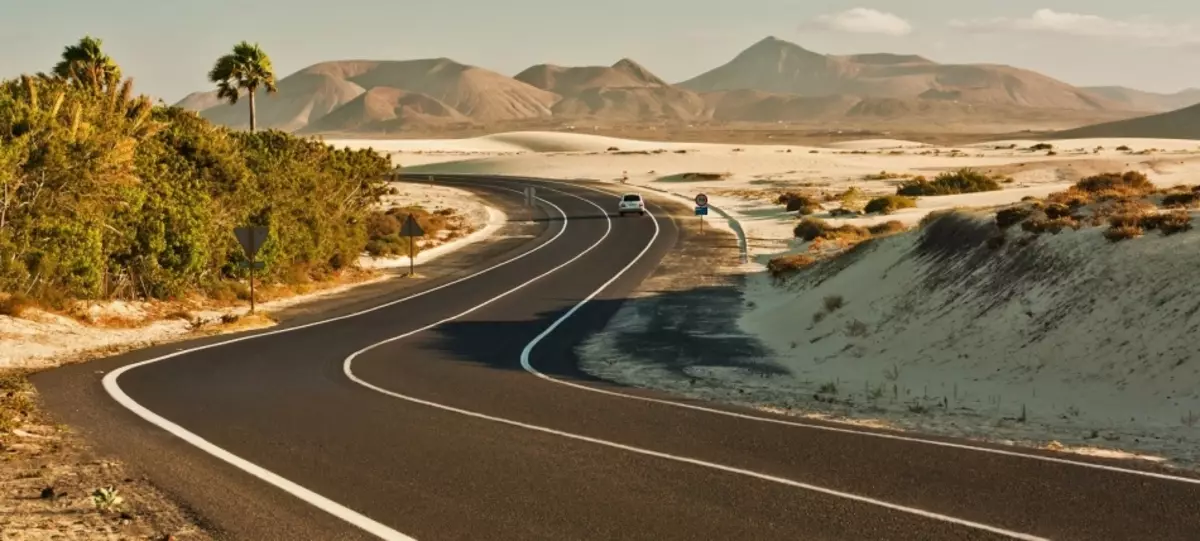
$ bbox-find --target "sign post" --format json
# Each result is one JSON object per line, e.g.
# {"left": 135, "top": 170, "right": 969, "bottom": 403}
{"left": 399, "top": 214, "right": 425, "bottom": 277}
{"left": 233, "top": 226, "right": 269, "bottom": 313}
{"left": 524, "top": 186, "right": 537, "bottom": 223}
{"left": 694, "top": 193, "right": 709, "bottom": 234}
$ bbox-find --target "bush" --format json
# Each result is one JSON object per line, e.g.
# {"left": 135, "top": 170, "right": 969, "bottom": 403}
{"left": 1030, "top": 143, "right": 1053, "bottom": 151}
{"left": 1162, "top": 192, "right": 1199, "bottom": 208}
{"left": 777, "top": 192, "right": 821, "bottom": 214}
{"left": 1044, "top": 203, "right": 1073, "bottom": 219}
{"left": 0, "top": 70, "right": 390, "bottom": 304}
{"left": 1074, "top": 171, "right": 1154, "bottom": 196}
{"left": 838, "top": 187, "right": 866, "bottom": 211}
{"left": 1139, "top": 211, "right": 1193, "bottom": 235}
{"left": 823, "top": 295, "right": 844, "bottom": 312}
{"left": 794, "top": 218, "right": 829, "bottom": 241}
{"left": 1022, "top": 216, "right": 1080, "bottom": 235}
{"left": 767, "top": 253, "right": 816, "bottom": 281}
{"left": 0, "top": 294, "right": 34, "bottom": 317}
{"left": 867, "top": 221, "right": 906, "bottom": 236}
{"left": 896, "top": 169, "right": 1002, "bottom": 196}
{"left": 864, "top": 195, "right": 917, "bottom": 215}
{"left": 995, "top": 206, "right": 1033, "bottom": 229}
{"left": 1104, "top": 225, "right": 1143, "bottom": 242}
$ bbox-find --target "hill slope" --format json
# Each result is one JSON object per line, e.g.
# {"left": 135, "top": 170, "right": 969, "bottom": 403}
{"left": 679, "top": 36, "right": 1125, "bottom": 112}
{"left": 1080, "top": 86, "right": 1200, "bottom": 113}
{"left": 299, "top": 87, "right": 470, "bottom": 134}
{"left": 1051, "top": 103, "right": 1200, "bottom": 140}
{"left": 515, "top": 58, "right": 707, "bottom": 121}
{"left": 177, "top": 58, "right": 557, "bottom": 131}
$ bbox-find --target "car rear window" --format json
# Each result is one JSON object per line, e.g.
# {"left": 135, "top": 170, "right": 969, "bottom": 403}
{"left": 622, "top": 194, "right": 641, "bottom": 202}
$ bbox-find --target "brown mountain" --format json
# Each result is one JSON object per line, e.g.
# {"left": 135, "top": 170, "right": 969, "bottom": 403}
{"left": 678, "top": 36, "right": 1126, "bottom": 112}
{"left": 299, "top": 87, "right": 469, "bottom": 134}
{"left": 1080, "top": 86, "right": 1200, "bottom": 113}
{"left": 1051, "top": 103, "right": 1200, "bottom": 140}
{"left": 177, "top": 58, "right": 556, "bottom": 131}
{"left": 514, "top": 58, "right": 706, "bottom": 121}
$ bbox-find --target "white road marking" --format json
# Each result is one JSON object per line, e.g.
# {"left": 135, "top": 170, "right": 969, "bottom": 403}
{"left": 344, "top": 184, "right": 1049, "bottom": 541}
{"left": 519, "top": 178, "right": 1200, "bottom": 487}
{"left": 102, "top": 181, "right": 578, "bottom": 541}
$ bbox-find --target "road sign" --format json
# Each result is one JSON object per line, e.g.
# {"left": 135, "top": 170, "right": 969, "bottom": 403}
{"left": 695, "top": 193, "right": 709, "bottom": 207}
{"left": 233, "top": 225, "right": 268, "bottom": 314}
{"left": 399, "top": 214, "right": 425, "bottom": 237}
{"left": 694, "top": 206, "right": 709, "bottom": 216}
{"left": 233, "top": 226, "right": 269, "bottom": 258}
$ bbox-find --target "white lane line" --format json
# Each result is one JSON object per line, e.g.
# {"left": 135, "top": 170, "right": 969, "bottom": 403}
{"left": 344, "top": 186, "right": 1047, "bottom": 541}
{"left": 518, "top": 177, "right": 1200, "bottom": 487}
{"left": 101, "top": 181, "right": 581, "bottom": 541}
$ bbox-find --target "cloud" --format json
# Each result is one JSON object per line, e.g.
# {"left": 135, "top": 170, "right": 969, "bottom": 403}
{"left": 949, "top": 9, "right": 1199, "bottom": 46}
{"left": 805, "top": 8, "right": 913, "bottom": 37}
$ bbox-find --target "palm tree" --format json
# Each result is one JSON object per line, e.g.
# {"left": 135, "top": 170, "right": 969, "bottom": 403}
{"left": 208, "top": 42, "right": 277, "bottom": 131}
{"left": 53, "top": 36, "right": 121, "bottom": 91}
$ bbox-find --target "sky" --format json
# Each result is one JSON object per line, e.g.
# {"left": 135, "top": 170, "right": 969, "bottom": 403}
{"left": 2, "top": 1, "right": 1198, "bottom": 103}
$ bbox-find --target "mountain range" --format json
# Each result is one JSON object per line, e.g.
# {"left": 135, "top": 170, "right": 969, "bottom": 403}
{"left": 176, "top": 36, "right": 1200, "bottom": 136}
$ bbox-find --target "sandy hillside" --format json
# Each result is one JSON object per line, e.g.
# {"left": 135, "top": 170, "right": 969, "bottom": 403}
{"left": 184, "top": 59, "right": 557, "bottom": 132}
{"left": 1053, "top": 102, "right": 1200, "bottom": 140}
{"left": 332, "top": 130, "right": 1200, "bottom": 467}
{"left": 302, "top": 87, "right": 470, "bottom": 134}
{"left": 1082, "top": 86, "right": 1200, "bottom": 113}
{"left": 677, "top": 36, "right": 1130, "bottom": 112}
{"left": 513, "top": 58, "right": 708, "bottom": 121}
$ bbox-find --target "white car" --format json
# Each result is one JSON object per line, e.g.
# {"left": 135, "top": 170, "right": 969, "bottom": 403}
{"left": 617, "top": 193, "right": 646, "bottom": 216}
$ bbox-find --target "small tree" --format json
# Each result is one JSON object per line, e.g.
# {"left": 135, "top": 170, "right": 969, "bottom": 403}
{"left": 208, "top": 42, "right": 277, "bottom": 131}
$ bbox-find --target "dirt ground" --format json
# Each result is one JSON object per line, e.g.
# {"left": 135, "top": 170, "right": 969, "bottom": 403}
{"left": 1, "top": 371, "right": 212, "bottom": 540}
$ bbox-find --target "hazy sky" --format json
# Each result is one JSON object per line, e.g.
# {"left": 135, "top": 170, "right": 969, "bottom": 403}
{"left": 2, "top": 1, "right": 1197, "bottom": 102}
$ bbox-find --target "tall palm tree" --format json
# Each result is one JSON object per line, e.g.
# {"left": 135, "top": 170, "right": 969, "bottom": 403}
{"left": 52, "top": 36, "right": 121, "bottom": 91}
{"left": 208, "top": 42, "right": 277, "bottom": 131}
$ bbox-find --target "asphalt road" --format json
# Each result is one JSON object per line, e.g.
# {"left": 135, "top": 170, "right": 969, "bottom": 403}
{"left": 32, "top": 176, "right": 1200, "bottom": 541}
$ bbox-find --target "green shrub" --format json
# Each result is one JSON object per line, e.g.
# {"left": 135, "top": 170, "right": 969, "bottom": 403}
{"left": 896, "top": 169, "right": 1002, "bottom": 196}
{"left": 1073, "top": 171, "right": 1154, "bottom": 196}
{"left": 0, "top": 61, "right": 390, "bottom": 304}
{"left": 864, "top": 195, "right": 916, "bottom": 215}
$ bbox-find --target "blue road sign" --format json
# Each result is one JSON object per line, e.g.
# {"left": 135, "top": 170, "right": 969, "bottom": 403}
{"left": 694, "top": 206, "right": 709, "bottom": 216}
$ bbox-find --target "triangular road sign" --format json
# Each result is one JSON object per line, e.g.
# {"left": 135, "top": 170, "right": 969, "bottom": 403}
{"left": 233, "top": 226, "right": 269, "bottom": 258}
{"left": 399, "top": 214, "right": 425, "bottom": 237}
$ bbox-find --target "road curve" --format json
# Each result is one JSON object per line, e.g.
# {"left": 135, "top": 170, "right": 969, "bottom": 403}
{"left": 31, "top": 176, "right": 1200, "bottom": 541}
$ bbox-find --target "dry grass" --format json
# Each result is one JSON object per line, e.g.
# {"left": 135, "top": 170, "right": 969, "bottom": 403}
{"left": 868, "top": 221, "right": 907, "bottom": 236}
{"left": 864, "top": 195, "right": 917, "bottom": 215}
{"left": 1022, "top": 216, "right": 1082, "bottom": 235}
{"left": 0, "top": 293, "right": 35, "bottom": 317}
{"left": 1050, "top": 171, "right": 1156, "bottom": 207}
{"left": 1104, "top": 224, "right": 1144, "bottom": 242}
{"left": 776, "top": 192, "right": 822, "bottom": 214}
{"left": 863, "top": 170, "right": 913, "bottom": 181}
{"left": 767, "top": 253, "right": 817, "bottom": 282}
{"left": 995, "top": 206, "right": 1034, "bottom": 229}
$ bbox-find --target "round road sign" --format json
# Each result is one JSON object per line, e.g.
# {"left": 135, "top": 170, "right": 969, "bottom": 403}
{"left": 695, "top": 193, "right": 709, "bottom": 207}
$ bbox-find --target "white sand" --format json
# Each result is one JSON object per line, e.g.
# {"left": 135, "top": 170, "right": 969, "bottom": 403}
{"left": 329, "top": 130, "right": 1200, "bottom": 468}
{"left": 1, "top": 182, "right": 500, "bottom": 372}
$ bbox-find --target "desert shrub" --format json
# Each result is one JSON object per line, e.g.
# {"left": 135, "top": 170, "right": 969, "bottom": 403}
{"left": 1030, "top": 143, "right": 1053, "bottom": 151}
{"left": 1022, "top": 216, "right": 1080, "bottom": 235}
{"left": 1074, "top": 171, "right": 1154, "bottom": 196}
{"left": 838, "top": 187, "right": 866, "bottom": 211}
{"left": 1104, "top": 225, "right": 1143, "bottom": 242}
{"left": 823, "top": 224, "right": 871, "bottom": 242}
{"left": 864, "top": 195, "right": 917, "bottom": 215}
{"left": 823, "top": 295, "right": 844, "bottom": 312}
{"left": 829, "top": 207, "right": 859, "bottom": 217}
{"left": 1108, "top": 213, "right": 1144, "bottom": 229}
{"left": 986, "top": 235, "right": 1006, "bottom": 250}
{"left": 896, "top": 169, "right": 1002, "bottom": 196}
{"left": 867, "top": 221, "right": 906, "bottom": 236}
{"left": 793, "top": 218, "right": 829, "bottom": 241}
{"left": 767, "top": 253, "right": 816, "bottom": 281}
{"left": 1139, "top": 211, "right": 1193, "bottom": 235}
{"left": 366, "top": 212, "right": 401, "bottom": 238}
{"left": 1116, "top": 145, "right": 1132, "bottom": 151}
{"left": 778, "top": 193, "right": 821, "bottom": 214}
{"left": 1043, "top": 203, "right": 1073, "bottom": 219}
{"left": 1162, "top": 192, "right": 1199, "bottom": 208}
{"left": 0, "top": 293, "right": 34, "bottom": 317}
{"left": 995, "top": 206, "right": 1033, "bottom": 229}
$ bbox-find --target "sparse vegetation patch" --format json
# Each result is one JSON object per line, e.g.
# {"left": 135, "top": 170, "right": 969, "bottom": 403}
{"left": 864, "top": 195, "right": 917, "bottom": 215}
{"left": 896, "top": 169, "right": 1004, "bottom": 196}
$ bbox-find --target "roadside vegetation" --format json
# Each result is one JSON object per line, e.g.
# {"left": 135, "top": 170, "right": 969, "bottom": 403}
{"left": 0, "top": 36, "right": 391, "bottom": 311}
{"left": 896, "top": 168, "right": 1007, "bottom": 196}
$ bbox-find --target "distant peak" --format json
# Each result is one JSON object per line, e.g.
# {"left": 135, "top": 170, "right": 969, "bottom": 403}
{"left": 742, "top": 35, "right": 817, "bottom": 56}
{"left": 611, "top": 58, "right": 666, "bottom": 85}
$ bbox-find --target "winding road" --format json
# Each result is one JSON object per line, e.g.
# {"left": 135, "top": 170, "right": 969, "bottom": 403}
{"left": 32, "top": 176, "right": 1200, "bottom": 541}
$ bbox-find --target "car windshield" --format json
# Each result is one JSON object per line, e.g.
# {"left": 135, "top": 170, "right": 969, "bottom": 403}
{"left": 622, "top": 195, "right": 641, "bottom": 202}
